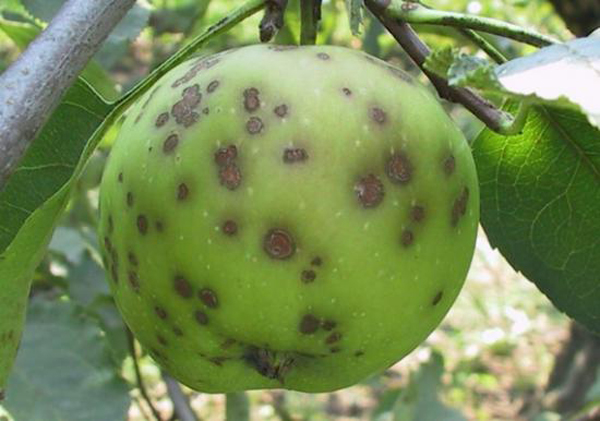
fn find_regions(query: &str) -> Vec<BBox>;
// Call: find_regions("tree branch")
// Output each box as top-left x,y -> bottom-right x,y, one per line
0,0 -> 136,193
162,372 -> 199,421
127,329 -> 163,421
259,0 -> 288,42
365,0 -> 512,133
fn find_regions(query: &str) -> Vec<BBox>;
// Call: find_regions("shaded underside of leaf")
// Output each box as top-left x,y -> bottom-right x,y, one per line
3,298 -> 130,421
473,104 -> 600,334
0,80 -> 111,254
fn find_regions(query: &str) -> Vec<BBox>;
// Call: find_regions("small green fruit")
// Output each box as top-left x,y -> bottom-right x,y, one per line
98,45 -> 479,393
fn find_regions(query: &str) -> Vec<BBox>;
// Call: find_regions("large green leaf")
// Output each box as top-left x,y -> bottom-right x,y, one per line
0,79 -> 113,391
473,104 -> 600,334
2,298 -> 130,421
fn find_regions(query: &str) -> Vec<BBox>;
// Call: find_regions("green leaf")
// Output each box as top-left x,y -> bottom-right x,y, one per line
95,2 -> 151,69
423,46 -> 458,79
68,251 -> 110,308
345,0 -> 363,36
473,104 -> 600,335
2,298 -> 130,421
373,352 -> 466,421
436,36 -> 600,130
21,0 -> 151,70
0,80 -> 111,255
0,79 -> 113,390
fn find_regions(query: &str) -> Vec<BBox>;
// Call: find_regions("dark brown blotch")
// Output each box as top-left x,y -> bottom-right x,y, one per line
355,174 -> 384,208
104,236 -> 112,253
411,205 -> 425,222
202,107 -> 210,115
386,153 -> 413,185
214,145 -> 237,166
243,87 -> 261,112
128,251 -> 138,266
246,117 -> 264,134
171,84 -> 201,127
177,183 -> 189,201
370,107 -> 387,124
263,228 -> 295,260
311,256 -> 323,266
219,164 -> 242,190
342,87 -> 352,96
128,271 -> 140,293
157,334 -> 168,346
317,52 -> 330,60
199,288 -> 219,308
155,306 -> 168,319
299,314 -> 320,334
126,192 -> 134,207
354,350 -> 365,357
118,172 -> 123,183
172,327 -> 183,336
326,332 -> 342,344
137,215 -> 148,235
322,320 -> 336,331
401,229 -> 414,247
301,269 -> 316,283
163,134 -> 179,154
444,154 -> 456,176
451,187 -> 470,227
174,276 -> 193,298
155,112 -> 169,127
207,80 -> 220,93
274,104 -> 288,118
195,310 -> 209,325
432,291 -> 444,306
222,220 -> 238,236
283,148 -> 308,163
108,216 -> 114,233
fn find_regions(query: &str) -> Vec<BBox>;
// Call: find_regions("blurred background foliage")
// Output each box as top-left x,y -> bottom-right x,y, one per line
0,0 -> 599,420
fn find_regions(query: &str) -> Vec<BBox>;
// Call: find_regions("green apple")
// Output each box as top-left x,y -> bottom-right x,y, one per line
98,44 -> 479,393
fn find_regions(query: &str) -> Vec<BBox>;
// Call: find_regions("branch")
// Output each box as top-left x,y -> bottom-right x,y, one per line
458,29 -> 507,64
162,372 -> 199,421
300,0 -> 322,45
366,0 -> 512,134
259,0 -> 288,42
127,329 -> 163,421
0,0 -> 136,193
386,0 -> 559,47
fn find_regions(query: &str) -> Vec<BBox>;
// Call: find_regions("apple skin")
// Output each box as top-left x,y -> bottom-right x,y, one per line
97,44 -> 479,393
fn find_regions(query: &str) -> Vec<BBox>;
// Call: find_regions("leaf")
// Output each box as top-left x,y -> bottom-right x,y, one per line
21,0 -> 151,70
68,251 -> 110,308
2,298 -> 130,421
0,80 -> 111,255
494,37 -> 600,128
472,104 -> 600,335
95,2 -> 152,69
373,353 -> 466,421
423,46 -> 457,79
345,0 -> 363,36
0,79 -> 113,389
438,36 -> 600,130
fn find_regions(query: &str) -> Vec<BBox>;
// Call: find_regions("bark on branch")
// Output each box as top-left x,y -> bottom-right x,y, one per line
0,0 -> 136,192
